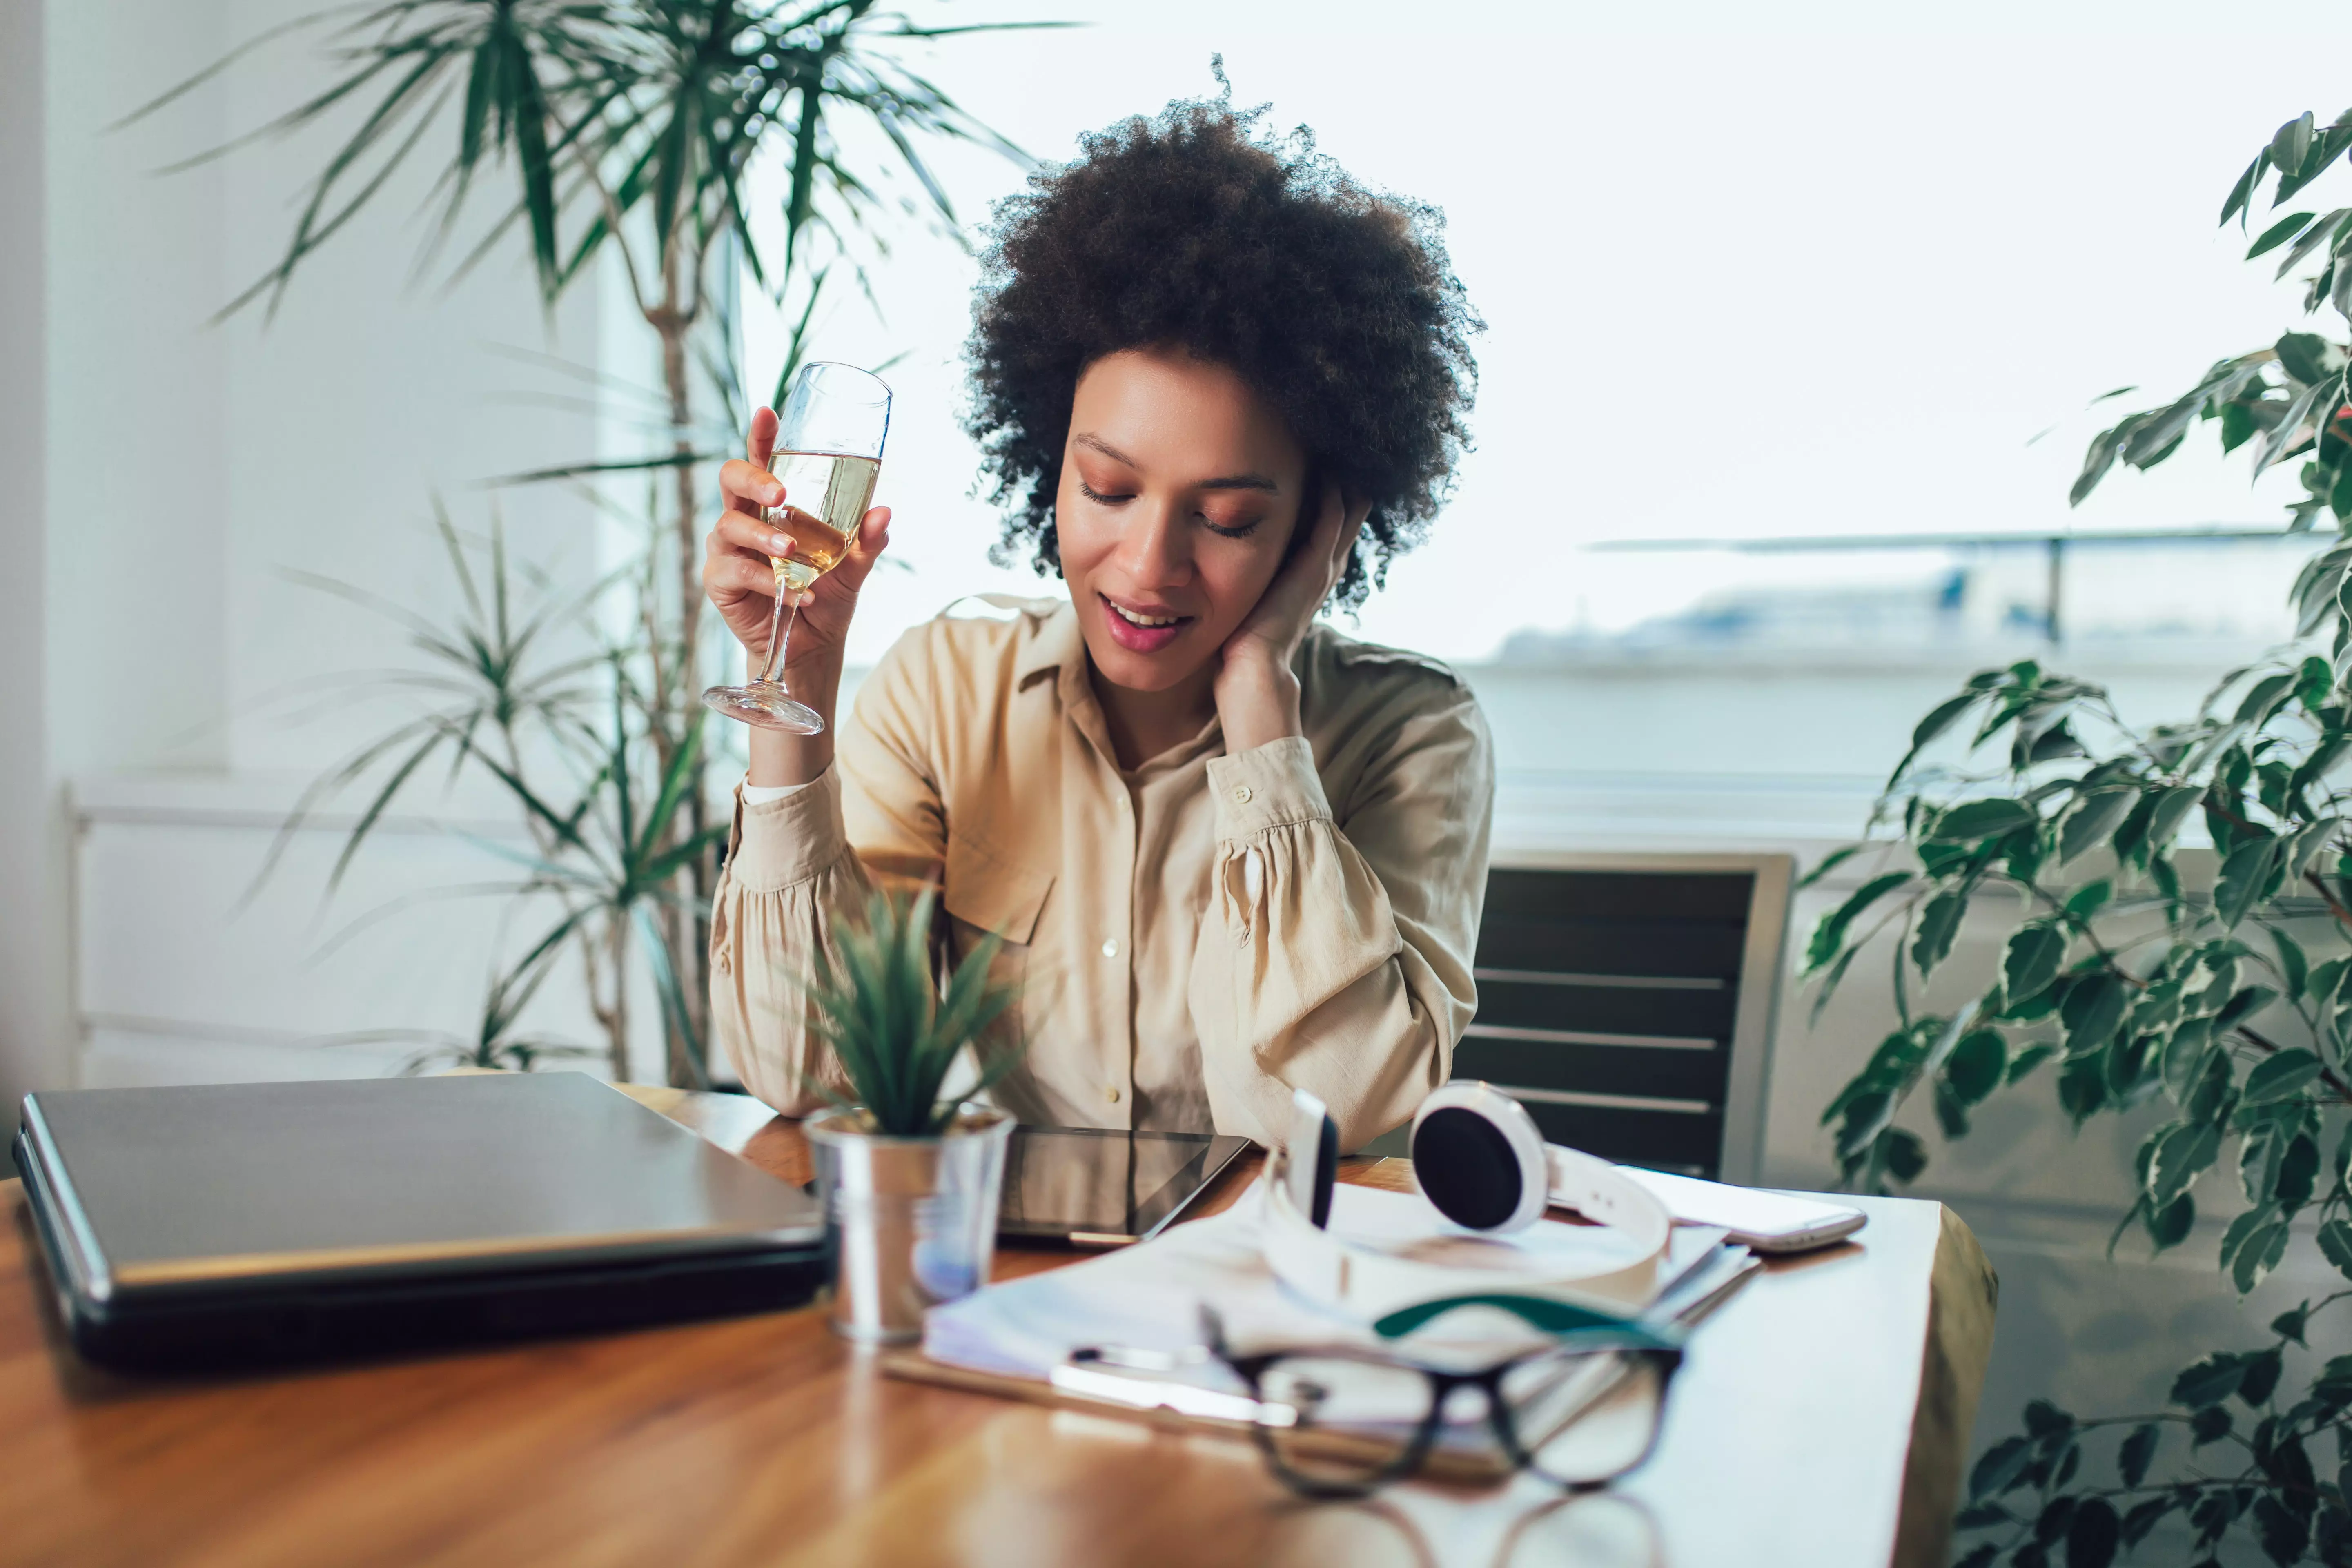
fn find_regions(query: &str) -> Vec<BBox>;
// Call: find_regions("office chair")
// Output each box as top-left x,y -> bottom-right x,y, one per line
1367,853 -> 1793,1183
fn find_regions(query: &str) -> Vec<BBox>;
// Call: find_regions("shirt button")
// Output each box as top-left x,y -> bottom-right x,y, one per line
1231,785 -> 1254,805
1101,938 -> 1119,959
1105,1086 -> 1122,1104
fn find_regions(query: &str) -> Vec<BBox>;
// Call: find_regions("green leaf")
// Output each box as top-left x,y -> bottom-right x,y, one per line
1803,871 -> 1911,974
2273,111 -> 2317,181
1970,1434 -> 2036,1500
2233,670 -> 2298,726
1891,692 -> 1984,784
2224,1207 -> 2290,1294
2215,837 -> 2284,929
2267,926 -> 2310,1000
2058,1053 -> 2109,1124
2064,1498 -> 2119,1568
2254,1495 -> 2309,1566
2171,1352 -> 2247,1409
1945,1029 -> 2007,1104
2249,211 -> 2316,259
2189,1403 -> 2232,1444
2061,973 -> 2127,1058
2023,1397 -> 2073,1436
2072,419 -> 2133,506
2243,1049 -> 2323,1104
2062,879 -> 2112,923
2212,984 -> 2277,1033
1796,844 -> 1864,891
2185,1049 -> 2236,1125
2119,1497 -> 2173,1548
1930,799 -> 2038,842
1911,890 -> 1966,977
2317,1217 -> 2352,1280
2058,788 -> 2134,866
2221,396 -> 2261,452
2147,1192 -> 2195,1250
2005,924 -> 2069,1005
2240,1343 -> 2287,1406
2254,375 -> 2332,477
2274,218 -> 2352,283
1881,1127 -> 1928,1184
2222,151 -> 2268,226
2007,1042 -> 2059,1084
2278,1131 -> 2319,1209
2146,1121 -> 2221,1207
2271,1301 -> 2311,1344
2145,785 -> 2203,852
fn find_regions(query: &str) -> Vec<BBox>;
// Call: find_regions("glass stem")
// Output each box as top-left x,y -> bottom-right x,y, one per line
758,586 -> 799,690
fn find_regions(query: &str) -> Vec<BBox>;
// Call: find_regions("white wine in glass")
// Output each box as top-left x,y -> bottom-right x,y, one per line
764,451 -> 878,594
704,362 -> 891,733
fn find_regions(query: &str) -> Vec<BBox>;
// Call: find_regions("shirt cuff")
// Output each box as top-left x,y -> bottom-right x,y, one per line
742,772 -> 817,806
1206,735 -> 1332,840
725,765 -> 847,892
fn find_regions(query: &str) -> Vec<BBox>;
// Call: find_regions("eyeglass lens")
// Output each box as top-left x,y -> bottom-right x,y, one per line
1250,1347 -> 1668,1497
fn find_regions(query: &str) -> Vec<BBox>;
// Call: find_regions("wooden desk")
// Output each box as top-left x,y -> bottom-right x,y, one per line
0,1088 -> 1995,1568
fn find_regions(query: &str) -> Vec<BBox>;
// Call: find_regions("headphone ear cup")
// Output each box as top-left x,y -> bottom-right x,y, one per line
1308,1109 -> 1338,1229
1410,1082 -> 1551,1233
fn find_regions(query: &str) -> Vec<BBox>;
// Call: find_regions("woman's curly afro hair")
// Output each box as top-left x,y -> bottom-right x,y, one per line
963,86 -> 1481,612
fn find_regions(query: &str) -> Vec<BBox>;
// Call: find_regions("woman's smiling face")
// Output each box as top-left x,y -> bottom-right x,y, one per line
1055,348 -> 1311,695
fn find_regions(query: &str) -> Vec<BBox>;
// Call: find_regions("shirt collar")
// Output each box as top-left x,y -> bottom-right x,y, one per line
1015,598 -> 1085,690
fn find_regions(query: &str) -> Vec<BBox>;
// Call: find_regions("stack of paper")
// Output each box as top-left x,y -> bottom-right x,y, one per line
923,1180 -> 1749,1407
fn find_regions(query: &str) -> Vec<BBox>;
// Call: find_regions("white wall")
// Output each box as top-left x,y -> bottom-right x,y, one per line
10,0 -> 617,1098
0,0 -> 67,1118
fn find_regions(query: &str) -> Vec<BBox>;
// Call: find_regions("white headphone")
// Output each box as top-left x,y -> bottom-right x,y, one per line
1263,1082 -> 1675,1327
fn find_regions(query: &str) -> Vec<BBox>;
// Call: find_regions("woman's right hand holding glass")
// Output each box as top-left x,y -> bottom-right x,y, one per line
704,407 -> 891,782
703,406 -> 893,682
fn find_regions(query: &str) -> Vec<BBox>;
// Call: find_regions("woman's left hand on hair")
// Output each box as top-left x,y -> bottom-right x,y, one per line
1215,483 -> 1370,752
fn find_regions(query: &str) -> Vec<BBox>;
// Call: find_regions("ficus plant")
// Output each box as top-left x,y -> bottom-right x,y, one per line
1805,109 -> 2352,1568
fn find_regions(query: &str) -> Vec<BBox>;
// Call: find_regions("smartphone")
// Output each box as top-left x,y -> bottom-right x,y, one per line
1615,1167 -> 1866,1254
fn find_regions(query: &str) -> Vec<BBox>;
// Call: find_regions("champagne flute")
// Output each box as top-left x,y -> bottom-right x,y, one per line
703,362 -> 891,733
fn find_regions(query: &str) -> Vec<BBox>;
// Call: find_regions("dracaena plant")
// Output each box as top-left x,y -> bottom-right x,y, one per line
799,888 -> 1020,1137
1804,110 -> 2352,1568
149,1 -> 1038,1084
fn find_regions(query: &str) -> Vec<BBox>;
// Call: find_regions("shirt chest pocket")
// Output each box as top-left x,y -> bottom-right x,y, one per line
941,832 -> 1055,1041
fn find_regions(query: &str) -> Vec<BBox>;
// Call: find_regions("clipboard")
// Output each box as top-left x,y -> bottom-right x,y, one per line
878,1241 -> 1762,1481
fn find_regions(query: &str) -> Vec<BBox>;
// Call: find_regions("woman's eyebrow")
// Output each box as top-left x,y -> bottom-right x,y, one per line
1071,433 -> 1278,493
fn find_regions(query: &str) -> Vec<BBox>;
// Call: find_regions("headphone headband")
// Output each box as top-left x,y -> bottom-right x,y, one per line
1261,1084 -> 1673,1324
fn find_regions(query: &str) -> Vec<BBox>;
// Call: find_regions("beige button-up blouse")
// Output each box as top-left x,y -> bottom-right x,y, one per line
708,597 -> 1494,1150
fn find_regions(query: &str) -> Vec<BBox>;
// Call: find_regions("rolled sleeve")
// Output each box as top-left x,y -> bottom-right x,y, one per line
724,766 -> 848,893
1189,683 -> 1492,1152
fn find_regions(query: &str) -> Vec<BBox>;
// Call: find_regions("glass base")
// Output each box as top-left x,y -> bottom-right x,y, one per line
702,680 -> 825,734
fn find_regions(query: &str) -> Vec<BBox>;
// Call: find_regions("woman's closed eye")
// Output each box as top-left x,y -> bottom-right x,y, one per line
1076,478 -> 1133,506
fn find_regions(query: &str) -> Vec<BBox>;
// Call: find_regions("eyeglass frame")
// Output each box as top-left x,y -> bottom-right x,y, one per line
1199,1306 -> 1685,1501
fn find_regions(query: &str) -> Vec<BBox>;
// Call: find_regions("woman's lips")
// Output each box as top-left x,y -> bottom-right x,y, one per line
1100,594 -> 1191,654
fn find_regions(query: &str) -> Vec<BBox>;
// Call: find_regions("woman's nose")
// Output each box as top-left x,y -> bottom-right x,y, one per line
1116,501 -> 1194,588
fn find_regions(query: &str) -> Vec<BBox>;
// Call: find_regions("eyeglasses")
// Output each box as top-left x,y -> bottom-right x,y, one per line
1195,1307 -> 1683,1500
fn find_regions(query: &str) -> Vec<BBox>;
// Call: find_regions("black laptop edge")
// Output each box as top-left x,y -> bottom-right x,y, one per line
12,1109 -> 830,1373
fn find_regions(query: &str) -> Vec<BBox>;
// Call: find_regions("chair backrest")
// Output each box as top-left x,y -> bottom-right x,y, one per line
1446,852 -> 1793,1183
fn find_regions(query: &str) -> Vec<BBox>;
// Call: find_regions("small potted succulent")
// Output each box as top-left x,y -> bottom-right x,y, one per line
798,889 -> 1023,1343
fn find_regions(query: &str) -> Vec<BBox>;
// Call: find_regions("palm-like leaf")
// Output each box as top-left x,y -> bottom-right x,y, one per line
800,889 -> 1020,1135
146,1 -> 1048,323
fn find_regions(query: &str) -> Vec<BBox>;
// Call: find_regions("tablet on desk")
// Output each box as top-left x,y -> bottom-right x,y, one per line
998,1127 -> 1251,1247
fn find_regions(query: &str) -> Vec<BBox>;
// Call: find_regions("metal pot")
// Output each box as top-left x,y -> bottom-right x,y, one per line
802,1102 -> 1013,1343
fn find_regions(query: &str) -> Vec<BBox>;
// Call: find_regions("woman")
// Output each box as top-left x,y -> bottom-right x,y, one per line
703,97 -> 1489,1151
